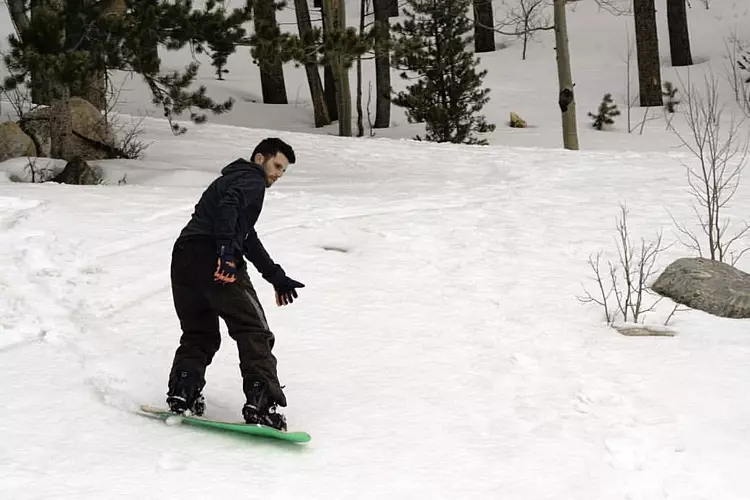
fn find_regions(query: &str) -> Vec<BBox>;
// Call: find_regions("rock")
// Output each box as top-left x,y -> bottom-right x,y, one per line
614,326 -> 676,337
510,111 -> 527,128
22,97 -> 115,160
651,257 -> 750,319
52,156 -> 102,185
0,122 -> 36,162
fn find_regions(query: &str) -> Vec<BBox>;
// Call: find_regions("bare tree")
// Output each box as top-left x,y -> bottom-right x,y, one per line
486,0 -> 553,60
666,73 -> 750,265
619,30 -> 639,132
578,203 -> 671,324
722,33 -> 750,117
593,0 -> 632,15
553,0 -> 578,149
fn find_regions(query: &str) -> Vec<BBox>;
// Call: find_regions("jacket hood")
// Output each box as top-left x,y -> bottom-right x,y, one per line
221,158 -> 263,176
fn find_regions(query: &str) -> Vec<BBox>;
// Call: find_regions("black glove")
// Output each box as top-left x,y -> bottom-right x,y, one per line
273,276 -> 305,306
214,244 -> 237,284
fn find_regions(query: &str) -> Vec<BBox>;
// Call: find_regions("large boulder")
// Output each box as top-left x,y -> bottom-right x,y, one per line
651,257 -> 750,319
0,121 -> 36,162
22,97 -> 115,160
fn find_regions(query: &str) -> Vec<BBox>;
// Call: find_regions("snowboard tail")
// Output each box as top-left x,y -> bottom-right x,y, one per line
138,405 -> 311,443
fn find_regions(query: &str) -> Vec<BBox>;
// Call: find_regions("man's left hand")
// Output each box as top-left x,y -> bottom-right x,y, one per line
274,276 -> 305,306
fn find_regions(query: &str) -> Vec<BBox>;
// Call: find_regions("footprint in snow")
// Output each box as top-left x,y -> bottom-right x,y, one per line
158,451 -> 190,471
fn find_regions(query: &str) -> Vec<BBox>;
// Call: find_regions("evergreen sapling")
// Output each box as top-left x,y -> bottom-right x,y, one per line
662,81 -> 680,113
391,0 -> 496,144
589,93 -> 621,130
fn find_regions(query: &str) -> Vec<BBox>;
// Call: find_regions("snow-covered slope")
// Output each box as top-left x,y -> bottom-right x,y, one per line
2,0 -> 750,498
2,120 -> 750,499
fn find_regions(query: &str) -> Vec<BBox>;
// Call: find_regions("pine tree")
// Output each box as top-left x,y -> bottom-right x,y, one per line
2,0 -> 254,137
588,93 -> 620,130
391,0 -> 496,144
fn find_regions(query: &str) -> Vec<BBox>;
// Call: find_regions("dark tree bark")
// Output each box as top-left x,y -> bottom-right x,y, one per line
473,0 -> 495,53
373,0 -> 391,127
633,0 -> 663,106
323,0 -> 351,136
356,0 -> 365,136
320,11 -> 339,121
254,0 -> 288,104
293,0 -> 330,126
387,0 -> 398,16
667,0 -> 693,67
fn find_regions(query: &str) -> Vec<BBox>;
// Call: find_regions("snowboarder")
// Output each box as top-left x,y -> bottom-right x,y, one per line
165,137 -> 304,431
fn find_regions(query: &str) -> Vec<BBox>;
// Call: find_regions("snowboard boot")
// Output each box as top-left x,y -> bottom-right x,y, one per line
166,369 -> 205,417
242,380 -> 287,431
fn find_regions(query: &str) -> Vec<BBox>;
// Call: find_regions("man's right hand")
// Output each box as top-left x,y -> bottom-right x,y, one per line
214,245 -> 237,284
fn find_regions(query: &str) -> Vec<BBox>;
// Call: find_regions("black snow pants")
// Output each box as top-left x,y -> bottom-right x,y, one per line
167,236 -> 287,407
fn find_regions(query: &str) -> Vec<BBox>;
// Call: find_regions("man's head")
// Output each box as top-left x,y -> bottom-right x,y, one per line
251,138 -> 296,187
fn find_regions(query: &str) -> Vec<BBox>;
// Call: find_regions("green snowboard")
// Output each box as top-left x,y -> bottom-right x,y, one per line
138,405 -> 311,443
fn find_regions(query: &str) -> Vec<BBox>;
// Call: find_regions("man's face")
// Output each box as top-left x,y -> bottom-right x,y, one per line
255,152 -> 289,187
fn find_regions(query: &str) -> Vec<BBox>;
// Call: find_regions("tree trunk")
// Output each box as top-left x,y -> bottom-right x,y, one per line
6,0 -> 30,38
49,95 -> 75,161
47,0 -> 74,161
70,0 -> 126,110
320,12 -> 339,121
387,0 -> 398,16
666,0 -> 692,67
633,0 -> 662,106
553,0 -> 578,150
254,0 -> 288,104
356,0 -> 365,136
373,0 -> 391,128
473,0 -> 495,53
293,0 -> 331,127
27,0 -> 111,109
324,66 -> 339,121
29,0 -> 50,105
323,0 -> 351,136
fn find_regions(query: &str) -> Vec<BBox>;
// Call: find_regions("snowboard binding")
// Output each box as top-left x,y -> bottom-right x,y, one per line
166,368 -> 205,416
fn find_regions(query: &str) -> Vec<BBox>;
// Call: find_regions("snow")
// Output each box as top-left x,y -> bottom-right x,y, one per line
1,0 -> 750,499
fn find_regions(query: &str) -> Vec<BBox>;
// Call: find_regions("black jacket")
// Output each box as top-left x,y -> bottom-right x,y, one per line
178,158 -> 285,284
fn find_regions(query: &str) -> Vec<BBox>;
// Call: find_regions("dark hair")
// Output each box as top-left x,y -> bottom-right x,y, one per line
251,137 -> 296,164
